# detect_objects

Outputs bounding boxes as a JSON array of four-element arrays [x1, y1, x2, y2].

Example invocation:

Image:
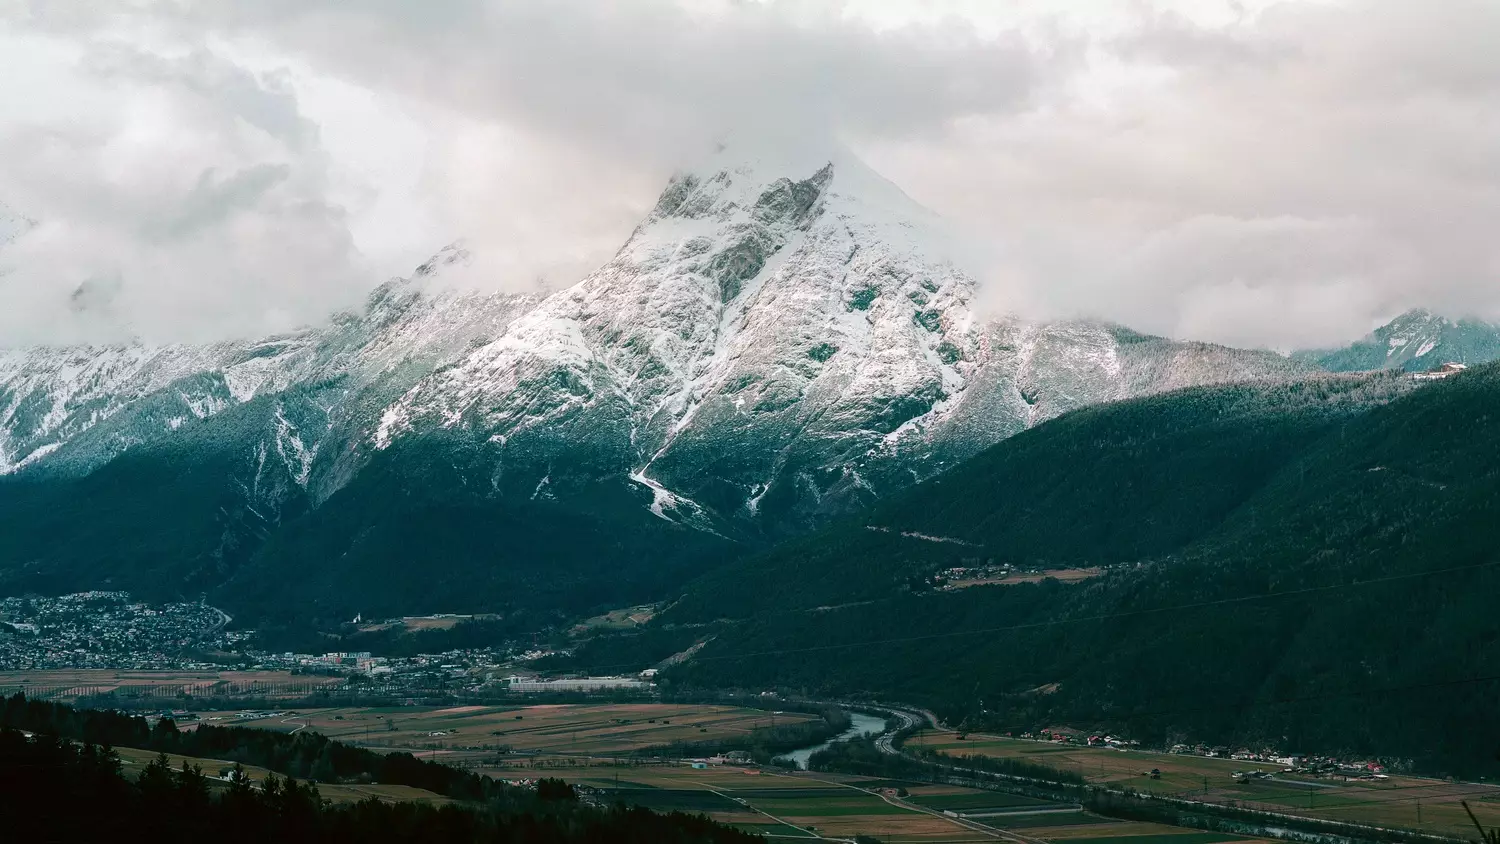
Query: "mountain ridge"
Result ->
[[0, 148, 1324, 617], [1296, 307, 1500, 373], [565, 363, 1500, 775]]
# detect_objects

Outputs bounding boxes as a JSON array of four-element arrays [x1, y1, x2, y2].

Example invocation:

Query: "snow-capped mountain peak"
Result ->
[[372, 147, 1302, 528], [3, 147, 1313, 538]]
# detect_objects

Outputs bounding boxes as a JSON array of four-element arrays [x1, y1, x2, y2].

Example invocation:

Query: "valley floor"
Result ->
[[910, 730, 1500, 841], [9, 672, 1489, 842]]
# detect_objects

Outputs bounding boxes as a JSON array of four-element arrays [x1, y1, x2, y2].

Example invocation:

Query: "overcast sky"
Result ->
[[0, 0, 1496, 349]]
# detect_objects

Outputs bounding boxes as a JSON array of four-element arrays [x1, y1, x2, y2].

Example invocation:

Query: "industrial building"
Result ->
[[505, 676, 649, 693]]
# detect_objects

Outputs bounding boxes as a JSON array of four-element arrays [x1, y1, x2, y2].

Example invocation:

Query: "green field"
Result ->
[[518, 754, 1262, 843], [978, 811, 1110, 829], [601, 788, 744, 813], [906, 790, 1055, 810], [1066, 834, 1250, 844]]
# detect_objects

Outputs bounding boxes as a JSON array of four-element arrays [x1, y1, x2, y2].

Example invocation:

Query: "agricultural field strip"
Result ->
[[1061, 835, 1258, 844], [484, 755, 1244, 842], [791, 770, 1033, 843], [916, 731, 1500, 837], [481, 742, 1229, 843], [700, 782, 827, 840], [250, 704, 812, 755], [535, 760, 1012, 841], [908, 792, 1058, 811]]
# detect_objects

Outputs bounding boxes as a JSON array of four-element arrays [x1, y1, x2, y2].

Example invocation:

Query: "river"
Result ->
[[780, 710, 888, 770]]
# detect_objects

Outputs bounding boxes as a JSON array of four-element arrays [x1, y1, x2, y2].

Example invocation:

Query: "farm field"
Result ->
[[1033, 831, 1267, 844], [538, 764, 1007, 842], [112, 746, 451, 805], [0, 669, 342, 699], [910, 730, 1500, 839], [244, 702, 817, 756], [120, 704, 1284, 842], [485, 757, 1262, 843]]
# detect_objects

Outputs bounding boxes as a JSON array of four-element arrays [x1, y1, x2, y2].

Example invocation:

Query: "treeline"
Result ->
[[254, 611, 565, 658], [0, 727, 757, 844], [4, 693, 520, 801]]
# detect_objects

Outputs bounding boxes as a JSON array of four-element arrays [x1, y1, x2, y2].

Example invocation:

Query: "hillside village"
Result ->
[[0, 592, 236, 670]]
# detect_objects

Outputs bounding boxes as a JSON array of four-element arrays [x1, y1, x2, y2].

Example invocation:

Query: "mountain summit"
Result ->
[[374, 147, 1306, 531]]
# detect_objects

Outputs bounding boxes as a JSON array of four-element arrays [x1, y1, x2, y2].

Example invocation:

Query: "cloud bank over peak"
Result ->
[[0, 37, 366, 344], [1, 0, 1497, 350]]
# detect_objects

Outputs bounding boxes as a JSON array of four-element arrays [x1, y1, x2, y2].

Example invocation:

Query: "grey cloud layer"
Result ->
[[872, 0, 1500, 348], [92, 0, 1059, 156], [0, 40, 364, 344], [2, 0, 1497, 349]]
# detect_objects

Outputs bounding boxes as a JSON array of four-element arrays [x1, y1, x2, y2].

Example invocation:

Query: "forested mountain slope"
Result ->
[[665, 371, 1416, 621], [580, 366, 1500, 774]]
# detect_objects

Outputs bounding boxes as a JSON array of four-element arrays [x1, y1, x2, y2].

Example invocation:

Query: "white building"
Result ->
[[506, 677, 649, 693]]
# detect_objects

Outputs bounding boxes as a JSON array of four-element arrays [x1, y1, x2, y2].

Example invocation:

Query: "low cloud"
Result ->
[[873, 0, 1500, 349], [0, 39, 365, 344], [2, 1, 1497, 350]]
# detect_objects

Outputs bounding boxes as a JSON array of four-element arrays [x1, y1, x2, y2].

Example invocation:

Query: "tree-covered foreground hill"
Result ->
[[568, 366, 1500, 775], [0, 696, 755, 844]]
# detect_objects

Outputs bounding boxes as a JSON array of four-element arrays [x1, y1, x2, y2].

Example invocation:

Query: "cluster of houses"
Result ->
[[1168, 744, 1390, 779], [276, 651, 393, 675], [0, 592, 233, 670], [1412, 361, 1467, 381], [1004, 729, 1393, 781], [1007, 728, 1141, 747]]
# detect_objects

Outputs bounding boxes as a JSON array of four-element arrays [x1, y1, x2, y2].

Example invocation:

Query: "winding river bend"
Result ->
[[781, 710, 888, 770]]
